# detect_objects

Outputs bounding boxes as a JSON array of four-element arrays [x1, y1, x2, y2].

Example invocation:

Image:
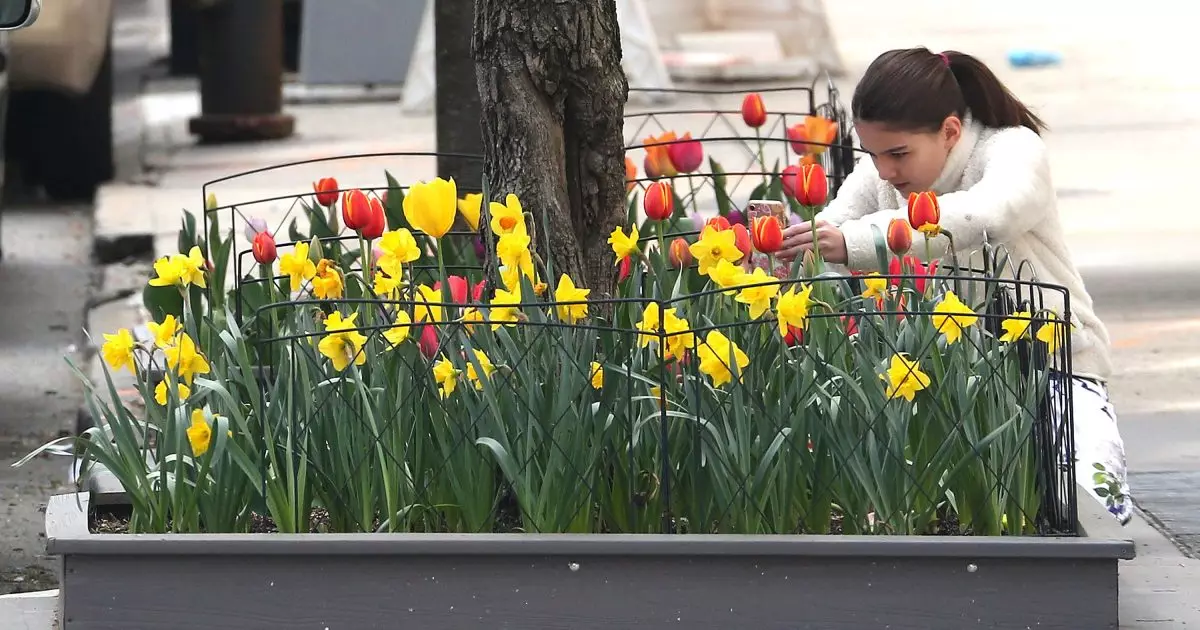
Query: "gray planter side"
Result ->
[[47, 492, 1134, 630]]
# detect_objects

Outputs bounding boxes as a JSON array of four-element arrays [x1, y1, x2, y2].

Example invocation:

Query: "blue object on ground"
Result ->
[[1007, 49, 1062, 68]]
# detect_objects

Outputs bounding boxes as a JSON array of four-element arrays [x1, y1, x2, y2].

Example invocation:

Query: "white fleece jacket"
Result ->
[[826, 117, 1114, 381]]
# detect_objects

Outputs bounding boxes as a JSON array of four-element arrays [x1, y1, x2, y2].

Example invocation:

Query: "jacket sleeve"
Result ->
[[838, 127, 1054, 272], [819, 155, 883, 226]]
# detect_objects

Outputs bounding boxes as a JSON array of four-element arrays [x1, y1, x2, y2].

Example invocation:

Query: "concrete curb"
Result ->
[[0, 589, 58, 630]]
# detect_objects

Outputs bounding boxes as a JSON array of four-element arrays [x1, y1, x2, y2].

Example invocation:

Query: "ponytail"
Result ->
[[852, 47, 1046, 135]]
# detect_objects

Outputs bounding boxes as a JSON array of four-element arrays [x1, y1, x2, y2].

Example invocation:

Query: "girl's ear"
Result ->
[[941, 115, 963, 149]]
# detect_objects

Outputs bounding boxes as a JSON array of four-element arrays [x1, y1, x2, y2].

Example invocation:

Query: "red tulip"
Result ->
[[706, 216, 731, 232], [889, 255, 939, 294], [617, 256, 633, 283], [313, 177, 339, 207], [731, 223, 753, 259], [360, 197, 387, 239], [842, 315, 859, 336], [741, 93, 767, 128], [783, 325, 804, 347], [341, 189, 372, 231], [668, 237, 693, 268], [418, 325, 439, 359], [886, 218, 913, 255], [792, 163, 828, 207], [644, 181, 674, 221], [907, 192, 941, 236], [666, 133, 704, 174], [432, 275, 487, 304], [251, 231, 277, 265], [780, 164, 802, 199], [751, 215, 783, 254]]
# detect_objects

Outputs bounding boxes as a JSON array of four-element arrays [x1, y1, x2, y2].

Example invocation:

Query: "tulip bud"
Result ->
[[617, 256, 633, 283], [780, 164, 801, 200], [625, 156, 638, 192], [418, 324, 439, 359], [727, 208, 745, 227], [252, 231, 277, 264], [907, 192, 942, 236], [360, 197, 387, 239], [668, 237, 693, 268], [243, 217, 269, 242], [783, 325, 804, 347], [644, 181, 674, 221], [643, 154, 662, 180], [206, 192, 219, 210], [731, 223, 752, 259], [751, 215, 783, 254], [796, 163, 828, 207], [886, 218, 914, 255], [342, 189, 372, 231], [473, 236, 487, 261], [741, 93, 767, 128], [313, 177, 339, 208], [666, 133, 704, 174]]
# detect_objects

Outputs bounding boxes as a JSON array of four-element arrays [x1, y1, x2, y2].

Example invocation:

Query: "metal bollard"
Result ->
[[187, 0, 295, 144]]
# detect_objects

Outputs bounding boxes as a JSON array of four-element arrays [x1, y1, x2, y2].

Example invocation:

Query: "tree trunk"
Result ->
[[435, 0, 485, 186], [473, 0, 629, 301]]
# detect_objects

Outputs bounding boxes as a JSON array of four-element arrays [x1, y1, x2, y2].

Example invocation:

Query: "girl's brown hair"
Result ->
[[851, 47, 1046, 135]]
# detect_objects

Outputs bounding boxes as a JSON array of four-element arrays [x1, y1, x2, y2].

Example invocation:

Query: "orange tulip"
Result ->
[[668, 237, 693, 268], [625, 156, 638, 192], [787, 116, 838, 156], [886, 218, 913, 255], [731, 223, 753, 259], [361, 197, 387, 239], [313, 177, 339, 207], [741, 93, 767, 128], [667, 133, 704, 174], [644, 181, 674, 221], [642, 132, 679, 178], [907, 192, 941, 236], [751, 215, 783, 254], [341, 189, 372, 230], [251, 231, 277, 265]]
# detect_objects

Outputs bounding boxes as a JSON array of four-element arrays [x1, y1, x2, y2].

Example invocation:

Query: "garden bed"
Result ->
[[47, 490, 1132, 630]]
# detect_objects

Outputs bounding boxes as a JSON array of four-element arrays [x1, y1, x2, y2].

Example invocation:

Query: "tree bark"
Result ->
[[473, 0, 629, 301], [435, 0, 486, 186]]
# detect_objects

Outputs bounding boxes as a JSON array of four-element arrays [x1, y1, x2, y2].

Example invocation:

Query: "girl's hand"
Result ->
[[778, 220, 848, 264]]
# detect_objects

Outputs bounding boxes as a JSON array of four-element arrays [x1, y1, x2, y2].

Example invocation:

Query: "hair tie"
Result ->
[[939, 52, 951, 68]]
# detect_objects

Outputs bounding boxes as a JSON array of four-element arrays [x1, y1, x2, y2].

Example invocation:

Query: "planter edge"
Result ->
[[46, 491, 1135, 560]]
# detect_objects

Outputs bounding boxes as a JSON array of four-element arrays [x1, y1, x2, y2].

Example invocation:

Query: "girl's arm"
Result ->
[[837, 127, 1054, 272], [819, 155, 884, 226]]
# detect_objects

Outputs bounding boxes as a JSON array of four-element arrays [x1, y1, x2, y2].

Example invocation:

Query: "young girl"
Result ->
[[778, 47, 1133, 525]]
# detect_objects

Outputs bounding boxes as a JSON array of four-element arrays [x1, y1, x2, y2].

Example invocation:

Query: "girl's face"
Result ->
[[855, 116, 962, 198]]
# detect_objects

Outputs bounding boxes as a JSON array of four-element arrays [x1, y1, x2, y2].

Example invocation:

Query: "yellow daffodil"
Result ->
[[458, 194, 482, 231], [312, 259, 344, 300], [1036, 318, 1068, 354], [590, 361, 604, 389], [373, 270, 404, 299], [489, 288, 522, 330], [554, 274, 590, 324], [1000, 310, 1033, 343], [709, 258, 749, 295], [861, 272, 888, 300], [101, 328, 137, 373], [489, 193, 526, 236], [164, 332, 210, 384], [378, 228, 422, 270], [696, 330, 749, 388], [689, 226, 742, 275], [279, 242, 317, 292], [608, 225, 640, 261], [735, 268, 779, 319], [187, 409, 212, 456], [154, 380, 191, 406], [384, 311, 413, 348], [433, 356, 461, 398], [932, 291, 978, 345], [148, 246, 207, 289], [146, 315, 181, 348], [881, 354, 931, 401], [775, 284, 814, 337], [317, 311, 369, 372], [403, 177, 458, 239], [497, 228, 535, 279], [460, 307, 485, 334], [465, 349, 495, 390], [636, 303, 695, 361], [413, 284, 444, 324]]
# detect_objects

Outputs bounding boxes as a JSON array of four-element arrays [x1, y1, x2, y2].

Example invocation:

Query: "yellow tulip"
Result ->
[[403, 177, 458, 239]]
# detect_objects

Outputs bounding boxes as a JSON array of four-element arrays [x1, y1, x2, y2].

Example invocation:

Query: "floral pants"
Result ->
[[1053, 374, 1133, 525]]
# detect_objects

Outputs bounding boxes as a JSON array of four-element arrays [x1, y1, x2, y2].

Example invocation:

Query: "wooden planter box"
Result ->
[[45, 491, 1134, 629]]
